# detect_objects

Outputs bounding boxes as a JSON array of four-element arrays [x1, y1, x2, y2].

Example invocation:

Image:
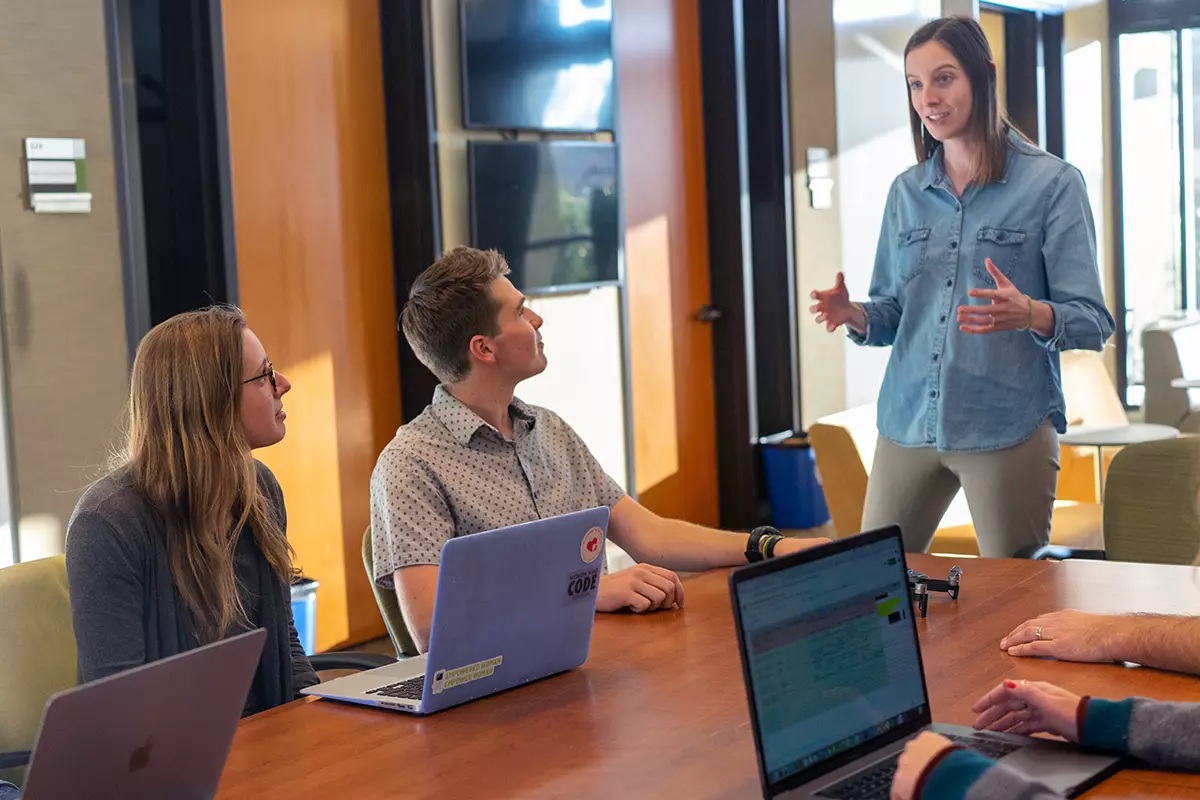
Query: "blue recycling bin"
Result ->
[[290, 577, 319, 655], [761, 437, 830, 530]]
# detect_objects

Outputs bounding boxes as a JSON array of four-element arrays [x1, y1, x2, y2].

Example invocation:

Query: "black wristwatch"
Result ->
[[745, 526, 781, 564]]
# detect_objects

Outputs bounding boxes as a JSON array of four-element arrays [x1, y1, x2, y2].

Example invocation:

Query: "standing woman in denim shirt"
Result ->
[[810, 16, 1113, 557]]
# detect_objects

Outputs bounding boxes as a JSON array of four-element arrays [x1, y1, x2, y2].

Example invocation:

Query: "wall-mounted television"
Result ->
[[460, 0, 615, 133], [468, 140, 619, 293]]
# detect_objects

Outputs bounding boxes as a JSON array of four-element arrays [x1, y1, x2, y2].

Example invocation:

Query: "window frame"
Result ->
[[1109, 0, 1200, 405]]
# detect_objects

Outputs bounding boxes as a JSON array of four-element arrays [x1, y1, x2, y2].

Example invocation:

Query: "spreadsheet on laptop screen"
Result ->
[[736, 537, 927, 784]]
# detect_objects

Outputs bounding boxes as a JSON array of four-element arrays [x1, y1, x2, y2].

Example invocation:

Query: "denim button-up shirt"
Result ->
[[850, 135, 1114, 452]]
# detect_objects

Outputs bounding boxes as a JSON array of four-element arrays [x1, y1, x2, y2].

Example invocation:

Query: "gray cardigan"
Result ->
[[64, 461, 318, 715], [935, 698, 1200, 799]]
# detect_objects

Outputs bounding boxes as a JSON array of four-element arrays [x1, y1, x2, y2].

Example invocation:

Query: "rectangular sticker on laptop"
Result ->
[[567, 567, 600, 602], [430, 656, 503, 695]]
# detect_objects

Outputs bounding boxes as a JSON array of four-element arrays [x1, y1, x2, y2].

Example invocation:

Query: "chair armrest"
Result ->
[[307, 651, 397, 672], [0, 750, 31, 770], [1015, 544, 1107, 561]]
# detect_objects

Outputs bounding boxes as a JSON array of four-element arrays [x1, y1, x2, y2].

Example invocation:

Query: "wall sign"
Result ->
[[24, 138, 91, 213], [806, 147, 834, 211]]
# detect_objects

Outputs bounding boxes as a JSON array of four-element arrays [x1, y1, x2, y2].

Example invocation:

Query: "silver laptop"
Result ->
[[20, 628, 265, 800], [729, 526, 1123, 799], [304, 506, 608, 715]]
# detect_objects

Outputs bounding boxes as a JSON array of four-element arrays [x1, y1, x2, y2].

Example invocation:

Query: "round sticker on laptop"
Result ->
[[581, 527, 604, 563]]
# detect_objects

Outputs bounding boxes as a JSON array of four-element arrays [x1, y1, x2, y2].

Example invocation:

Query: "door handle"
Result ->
[[694, 305, 723, 323]]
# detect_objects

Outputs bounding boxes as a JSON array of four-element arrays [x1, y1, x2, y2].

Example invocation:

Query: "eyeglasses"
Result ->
[[242, 362, 277, 394]]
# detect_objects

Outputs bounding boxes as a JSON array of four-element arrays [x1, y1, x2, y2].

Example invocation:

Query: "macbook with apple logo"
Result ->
[[18, 628, 265, 799]]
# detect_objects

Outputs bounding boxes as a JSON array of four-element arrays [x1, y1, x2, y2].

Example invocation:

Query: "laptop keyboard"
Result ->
[[364, 675, 425, 701], [815, 735, 1023, 800], [816, 756, 899, 800]]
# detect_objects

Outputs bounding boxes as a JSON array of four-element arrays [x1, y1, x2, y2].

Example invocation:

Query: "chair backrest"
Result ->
[[807, 422, 868, 539], [1103, 438, 1200, 565], [360, 528, 418, 658], [0, 556, 78, 786], [1142, 325, 1192, 427], [1060, 350, 1127, 428]]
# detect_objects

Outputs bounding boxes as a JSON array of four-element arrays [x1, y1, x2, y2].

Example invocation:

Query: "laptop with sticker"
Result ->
[[303, 506, 608, 715]]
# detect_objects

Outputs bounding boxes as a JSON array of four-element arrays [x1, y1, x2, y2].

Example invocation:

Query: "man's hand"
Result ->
[[596, 564, 685, 613], [1000, 610, 1125, 663], [772, 536, 832, 557], [891, 732, 956, 800]]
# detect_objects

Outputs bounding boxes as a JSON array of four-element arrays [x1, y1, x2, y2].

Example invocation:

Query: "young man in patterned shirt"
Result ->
[[371, 246, 828, 652]]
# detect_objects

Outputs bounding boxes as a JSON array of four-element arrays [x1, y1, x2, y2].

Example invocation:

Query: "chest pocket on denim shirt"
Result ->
[[973, 227, 1028, 285], [896, 227, 930, 284]]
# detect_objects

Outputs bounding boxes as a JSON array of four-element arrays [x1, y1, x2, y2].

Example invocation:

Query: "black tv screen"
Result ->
[[460, 0, 614, 132], [469, 140, 619, 293]]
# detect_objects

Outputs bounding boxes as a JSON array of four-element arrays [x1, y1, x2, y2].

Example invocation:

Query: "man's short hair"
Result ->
[[401, 246, 511, 383]]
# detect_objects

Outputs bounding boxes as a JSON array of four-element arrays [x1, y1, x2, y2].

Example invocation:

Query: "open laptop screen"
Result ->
[[733, 531, 928, 790]]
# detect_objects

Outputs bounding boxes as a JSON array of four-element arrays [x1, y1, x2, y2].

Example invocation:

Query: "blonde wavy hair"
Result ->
[[116, 306, 296, 643]]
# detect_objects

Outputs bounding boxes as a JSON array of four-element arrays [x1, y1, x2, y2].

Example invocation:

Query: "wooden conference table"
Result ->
[[217, 556, 1200, 798]]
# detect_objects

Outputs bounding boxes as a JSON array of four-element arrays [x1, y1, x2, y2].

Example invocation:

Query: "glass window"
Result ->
[[1118, 31, 1183, 406]]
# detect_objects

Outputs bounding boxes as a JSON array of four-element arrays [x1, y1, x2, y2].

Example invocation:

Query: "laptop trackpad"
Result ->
[[1002, 746, 1120, 796]]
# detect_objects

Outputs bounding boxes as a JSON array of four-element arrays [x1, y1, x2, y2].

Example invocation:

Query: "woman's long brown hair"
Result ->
[[118, 306, 295, 643]]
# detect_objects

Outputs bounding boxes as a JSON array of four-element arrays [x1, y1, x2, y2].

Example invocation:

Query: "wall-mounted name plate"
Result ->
[[806, 147, 834, 211], [25, 138, 91, 214]]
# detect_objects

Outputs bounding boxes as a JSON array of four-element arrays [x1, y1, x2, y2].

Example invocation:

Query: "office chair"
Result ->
[[0, 556, 75, 786], [1103, 437, 1200, 564], [1022, 437, 1200, 562], [362, 527, 419, 658]]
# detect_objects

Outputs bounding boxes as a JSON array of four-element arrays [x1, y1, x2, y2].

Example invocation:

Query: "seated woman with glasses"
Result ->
[[64, 305, 317, 717]]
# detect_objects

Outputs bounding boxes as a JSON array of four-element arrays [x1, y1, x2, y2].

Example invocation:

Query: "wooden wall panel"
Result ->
[[616, 0, 719, 525], [221, 0, 399, 649]]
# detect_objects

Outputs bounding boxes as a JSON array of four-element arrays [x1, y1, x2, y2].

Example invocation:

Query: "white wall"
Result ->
[[833, 3, 943, 410], [790, 1, 846, 428], [428, 0, 629, 490], [1064, 1, 1116, 378]]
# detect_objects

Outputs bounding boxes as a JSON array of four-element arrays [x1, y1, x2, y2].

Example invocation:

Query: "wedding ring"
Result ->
[[1035, 625, 1044, 640], [989, 314, 996, 327]]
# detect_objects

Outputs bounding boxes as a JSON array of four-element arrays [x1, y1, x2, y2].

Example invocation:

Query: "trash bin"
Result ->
[[290, 577, 319, 655], [761, 436, 831, 530]]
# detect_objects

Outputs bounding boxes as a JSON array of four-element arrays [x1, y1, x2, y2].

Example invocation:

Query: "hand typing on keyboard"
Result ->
[[971, 679, 1083, 743], [891, 732, 957, 800]]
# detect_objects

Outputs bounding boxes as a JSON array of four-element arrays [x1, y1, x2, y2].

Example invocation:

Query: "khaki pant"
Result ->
[[861, 421, 1059, 557]]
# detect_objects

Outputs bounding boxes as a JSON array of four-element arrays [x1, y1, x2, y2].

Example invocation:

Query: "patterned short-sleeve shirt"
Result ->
[[370, 385, 626, 588]]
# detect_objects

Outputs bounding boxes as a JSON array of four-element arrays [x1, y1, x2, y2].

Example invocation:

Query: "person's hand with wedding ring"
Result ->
[[1000, 609, 1121, 663], [972, 679, 1083, 742], [956, 258, 1029, 334]]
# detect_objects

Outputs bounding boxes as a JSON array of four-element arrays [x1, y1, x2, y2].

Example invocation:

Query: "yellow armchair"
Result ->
[[0, 556, 77, 787]]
